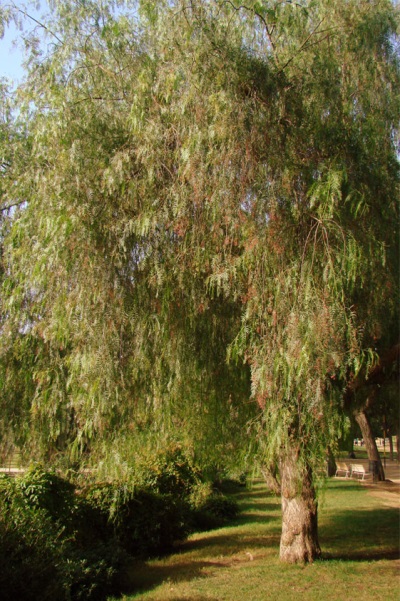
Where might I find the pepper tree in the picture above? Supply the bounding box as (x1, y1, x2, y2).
(1, 0, 399, 562)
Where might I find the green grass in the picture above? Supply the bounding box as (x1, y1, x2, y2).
(337, 447, 398, 463)
(109, 480, 400, 601)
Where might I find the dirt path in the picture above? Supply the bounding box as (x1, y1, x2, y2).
(358, 458, 400, 507)
(362, 479, 400, 508)
(338, 458, 400, 508)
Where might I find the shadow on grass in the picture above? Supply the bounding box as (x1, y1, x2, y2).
(118, 528, 281, 600)
(116, 487, 280, 598)
(119, 557, 228, 598)
(234, 487, 271, 500)
(115, 483, 399, 598)
(235, 486, 280, 520)
(325, 480, 369, 493)
(181, 527, 280, 554)
(321, 550, 400, 562)
(320, 505, 400, 562)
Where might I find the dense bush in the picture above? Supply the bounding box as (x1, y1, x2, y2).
(14, 466, 79, 533)
(134, 444, 202, 496)
(0, 455, 241, 600)
(83, 481, 192, 556)
(80, 447, 240, 552)
(0, 488, 67, 601)
(189, 480, 240, 531)
(200, 493, 239, 521)
(0, 470, 124, 601)
(134, 448, 240, 535)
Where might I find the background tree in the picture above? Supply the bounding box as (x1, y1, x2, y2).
(350, 344, 400, 471)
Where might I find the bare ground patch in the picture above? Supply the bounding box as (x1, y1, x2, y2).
(362, 479, 400, 508)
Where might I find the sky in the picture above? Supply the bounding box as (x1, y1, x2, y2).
(1, 20, 24, 82)
(0, 1, 129, 84)
(0, 2, 48, 83)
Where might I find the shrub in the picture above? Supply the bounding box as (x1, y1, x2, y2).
(83, 482, 192, 557)
(0, 456, 240, 601)
(189, 480, 239, 531)
(118, 489, 192, 555)
(77, 444, 205, 557)
(188, 480, 214, 509)
(0, 471, 124, 601)
(137, 444, 202, 497)
(0, 492, 67, 601)
(200, 493, 239, 521)
(15, 465, 79, 531)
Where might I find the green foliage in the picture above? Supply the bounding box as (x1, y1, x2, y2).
(189, 481, 240, 531)
(132, 444, 202, 496)
(82, 480, 192, 556)
(0, 494, 67, 601)
(82, 445, 227, 555)
(199, 493, 239, 522)
(16, 465, 78, 527)
(116, 489, 192, 556)
(0, 461, 238, 600)
(0, 471, 124, 601)
(81, 445, 241, 552)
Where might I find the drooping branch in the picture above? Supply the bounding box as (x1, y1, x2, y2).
(12, 3, 63, 45)
(345, 343, 400, 399)
(365, 344, 400, 386)
(1, 199, 26, 213)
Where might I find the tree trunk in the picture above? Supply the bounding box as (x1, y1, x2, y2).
(279, 450, 321, 563)
(388, 436, 394, 461)
(326, 447, 336, 477)
(392, 424, 400, 463)
(396, 432, 400, 464)
(354, 409, 385, 481)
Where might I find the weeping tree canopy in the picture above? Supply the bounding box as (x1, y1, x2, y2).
(0, 0, 399, 562)
(0, 0, 257, 467)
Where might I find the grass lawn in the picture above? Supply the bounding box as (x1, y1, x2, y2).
(110, 479, 400, 601)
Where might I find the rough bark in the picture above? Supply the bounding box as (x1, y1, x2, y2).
(279, 450, 321, 563)
(354, 409, 385, 481)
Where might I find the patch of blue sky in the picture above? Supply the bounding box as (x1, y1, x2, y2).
(0, 1, 49, 84)
(0, 16, 26, 82)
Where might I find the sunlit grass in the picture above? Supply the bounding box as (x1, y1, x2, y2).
(109, 479, 400, 601)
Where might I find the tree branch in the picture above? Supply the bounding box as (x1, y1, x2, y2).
(1, 199, 26, 212)
(12, 3, 63, 45)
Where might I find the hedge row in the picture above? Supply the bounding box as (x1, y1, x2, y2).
(0, 450, 241, 601)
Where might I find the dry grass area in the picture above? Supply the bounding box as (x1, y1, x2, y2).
(109, 478, 400, 601)
(363, 480, 400, 508)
